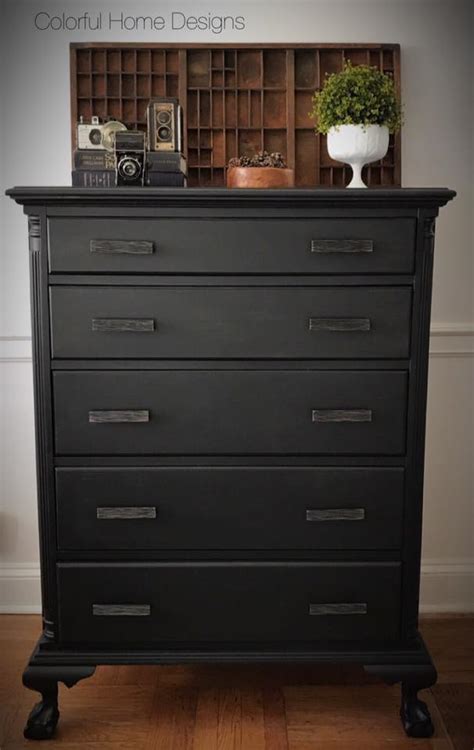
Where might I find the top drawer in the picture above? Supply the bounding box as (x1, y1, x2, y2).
(48, 217, 416, 275)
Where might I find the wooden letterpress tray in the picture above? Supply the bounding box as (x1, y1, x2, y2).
(70, 43, 401, 187)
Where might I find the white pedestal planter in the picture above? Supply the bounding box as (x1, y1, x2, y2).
(327, 124, 389, 188)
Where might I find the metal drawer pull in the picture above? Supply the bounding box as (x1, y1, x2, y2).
(96, 506, 157, 520)
(306, 508, 365, 522)
(311, 239, 373, 254)
(92, 604, 151, 617)
(92, 318, 155, 333)
(90, 239, 154, 255)
(312, 409, 372, 423)
(309, 317, 371, 332)
(89, 410, 150, 423)
(309, 603, 368, 616)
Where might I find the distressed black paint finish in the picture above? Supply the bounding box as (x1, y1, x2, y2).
(54, 370, 407, 455)
(7, 186, 455, 740)
(50, 285, 411, 360)
(22, 665, 95, 740)
(57, 562, 401, 643)
(56, 466, 404, 551)
(47, 214, 417, 274)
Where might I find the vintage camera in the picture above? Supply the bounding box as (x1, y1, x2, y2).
(77, 116, 127, 151)
(146, 98, 183, 152)
(114, 130, 146, 186)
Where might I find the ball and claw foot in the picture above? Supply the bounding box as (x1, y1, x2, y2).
(24, 697, 60, 740)
(400, 691, 434, 738)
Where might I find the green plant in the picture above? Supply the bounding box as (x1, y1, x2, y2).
(310, 62, 402, 135)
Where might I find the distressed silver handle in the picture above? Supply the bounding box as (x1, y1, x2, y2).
(309, 603, 367, 616)
(90, 239, 154, 255)
(97, 506, 157, 520)
(311, 239, 373, 254)
(309, 317, 371, 333)
(92, 318, 155, 333)
(92, 604, 151, 617)
(312, 409, 372, 423)
(89, 410, 150, 423)
(306, 508, 365, 522)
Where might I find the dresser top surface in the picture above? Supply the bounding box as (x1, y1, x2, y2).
(6, 186, 455, 209)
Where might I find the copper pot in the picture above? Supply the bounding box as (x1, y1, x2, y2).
(227, 166, 295, 189)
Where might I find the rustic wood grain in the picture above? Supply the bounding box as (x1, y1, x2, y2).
(311, 239, 374, 254)
(312, 409, 372, 423)
(306, 508, 365, 522)
(92, 605, 151, 617)
(91, 318, 155, 333)
(263, 687, 289, 750)
(308, 318, 371, 332)
(70, 43, 401, 187)
(96, 506, 157, 520)
(421, 616, 474, 684)
(309, 603, 368, 616)
(90, 239, 154, 255)
(192, 688, 219, 750)
(88, 410, 150, 423)
(241, 688, 266, 750)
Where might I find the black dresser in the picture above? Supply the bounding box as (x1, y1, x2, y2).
(8, 187, 455, 740)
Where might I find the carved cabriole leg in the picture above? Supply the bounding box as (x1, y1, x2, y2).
(23, 665, 95, 740)
(364, 662, 437, 738)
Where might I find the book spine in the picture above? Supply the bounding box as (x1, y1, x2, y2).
(71, 170, 116, 187)
(145, 172, 187, 187)
(74, 150, 116, 169)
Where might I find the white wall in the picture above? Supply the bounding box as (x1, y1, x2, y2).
(0, 0, 473, 612)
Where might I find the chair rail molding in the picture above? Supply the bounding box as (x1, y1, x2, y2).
(0, 336, 32, 363)
(429, 323, 474, 357)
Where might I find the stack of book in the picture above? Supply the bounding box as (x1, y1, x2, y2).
(145, 152, 187, 187)
(72, 150, 187, 187)
(71, 151, 115, 188)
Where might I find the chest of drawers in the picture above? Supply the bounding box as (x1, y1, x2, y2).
(8, 186, 455, 741)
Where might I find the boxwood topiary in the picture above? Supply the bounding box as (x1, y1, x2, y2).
(310, 62, 402, 135)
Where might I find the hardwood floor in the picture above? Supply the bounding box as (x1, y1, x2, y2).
(0, 615, 472, 749)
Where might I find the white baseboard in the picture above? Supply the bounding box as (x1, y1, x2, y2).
(1, 560, 473, 615)
(419, 559, 474, 613)
(0, 564, 42, 613)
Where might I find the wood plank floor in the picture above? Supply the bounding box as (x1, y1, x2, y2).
(0, 615, 472, 749)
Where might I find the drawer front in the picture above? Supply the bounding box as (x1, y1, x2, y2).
(50, 286, 412, 360)
(56, 467, 404, 551)
(48, 217, 416, 274)
(57, 562, 401, 644)
(53, 370, 408, 456)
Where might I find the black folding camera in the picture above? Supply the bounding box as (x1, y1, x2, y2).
(114, 130, 146, 186)
(146, 97, 183, 153)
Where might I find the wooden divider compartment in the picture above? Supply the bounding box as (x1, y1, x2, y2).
(71, 43, 401, 187)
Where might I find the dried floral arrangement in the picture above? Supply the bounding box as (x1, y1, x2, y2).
(228, 151, 287, 169)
